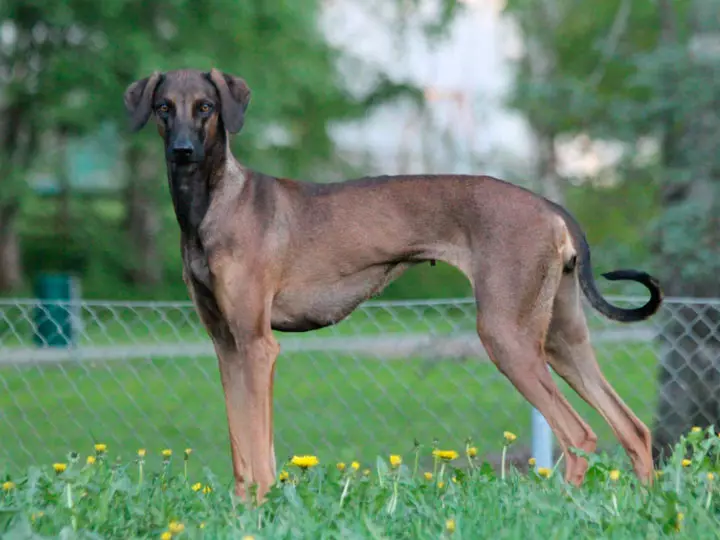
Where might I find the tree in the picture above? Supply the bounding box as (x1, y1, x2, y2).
(0, 1, 121, 291)
(0, 0, 464, 294)
(506, 0, 564, 204)
(641, 0, 720, 461)
(503, 0, 720, 462)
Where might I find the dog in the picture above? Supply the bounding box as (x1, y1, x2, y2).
(124, 68, 663, 503)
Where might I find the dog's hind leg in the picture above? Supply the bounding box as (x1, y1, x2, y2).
(475, 318, 598, 484)
(545, 271, 654, 483)
(472, 228, 598, 485)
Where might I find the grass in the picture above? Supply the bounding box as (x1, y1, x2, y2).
(0, 295, 672, 538)
(1, 341, 660, 480)
(1, 427, 718, 539)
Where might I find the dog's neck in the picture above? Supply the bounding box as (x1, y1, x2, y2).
(165, 132, 230, 238)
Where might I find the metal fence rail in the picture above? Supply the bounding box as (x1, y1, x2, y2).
(1, 296, 718, 479)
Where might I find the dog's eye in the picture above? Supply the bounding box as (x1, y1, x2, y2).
(199, 103, 212, 114)
(157, 104, 169, 115)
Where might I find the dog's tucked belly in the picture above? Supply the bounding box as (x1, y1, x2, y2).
(270, 262, 413, 332)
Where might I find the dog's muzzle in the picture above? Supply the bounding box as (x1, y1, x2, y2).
(168, 135, 203, 164)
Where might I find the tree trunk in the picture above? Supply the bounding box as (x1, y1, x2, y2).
(56, 129, 72, 235)
(123, 142, 162, 286)
(0, 203, 23, 292)
(523, 0, 563, 205)
(0, 101, 28, 294)
(651, 234, 720, 462)
(652, 300, 720, 463)
(650, 0, 720, 464)
(534, 128, 563, 205)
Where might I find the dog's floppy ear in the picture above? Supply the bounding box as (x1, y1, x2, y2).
(123, 72, 163, 132)
(207, 68, 251, 134)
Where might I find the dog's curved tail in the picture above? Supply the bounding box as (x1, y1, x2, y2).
(548, 200, 663, 323)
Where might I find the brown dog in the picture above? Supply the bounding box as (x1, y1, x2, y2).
(124, 68, 662, 502)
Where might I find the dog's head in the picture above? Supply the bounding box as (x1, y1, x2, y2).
(123, 69, 250, 165)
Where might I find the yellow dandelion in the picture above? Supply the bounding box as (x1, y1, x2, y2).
(691, 426, 702, 433)
(184, 448, 192, 459)
(351, 461, 360, 471)
(432, 449, 459, 461)
(707, 472, 715, 482)
(424, 472, 433, 481)
(138, 448, 146, 458)
(168, 521, 185, 534)
(336, 462, 346, 471)
(466, 446, 478, 458)
(362, 469, 370, 476)
(53, 463, 67, 474)
(608, 469, 620, 481)
(452, 476, 459, 484)
(200, 522, 206, 529)
(446, 518, 456, 533)
(503, 431, 517, 444)
(437, 481, 445, 489)
(675, 512, 685, 532)
(162, 449, 172, 458)
(2, 481, 15, 491)
(389, 454, 402, 468)
(682, 459, 691, 467)
(291, 455, 319, 469)
(279, 470, 289, 482)
(94, 443, 107, 453)
(160, 532, 172, 540)
(537, 467, 552, 478)
(192, 482, 202, 492)
(86, 456, 96, 465)
(202, 485, 212, 494)
(242, 536, 255, 540)
(528, 457, 536, 467)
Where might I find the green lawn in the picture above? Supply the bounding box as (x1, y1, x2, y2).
(1, 340, 661, 483)
(1, 427, 718, 539)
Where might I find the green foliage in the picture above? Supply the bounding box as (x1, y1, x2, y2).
(0, 428, 718, 538)
(1, 0, 468, 298)
(381, 263, 472, 300)
(503, 0, 720, 295)
(504, 0, 662, 135)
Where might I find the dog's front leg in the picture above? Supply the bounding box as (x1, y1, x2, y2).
(215, 334, 279, 503)
(200, 268, 279, 505)
(184, 264, 279, 504)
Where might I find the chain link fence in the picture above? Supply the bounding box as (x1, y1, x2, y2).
(1, 295, 718, 478)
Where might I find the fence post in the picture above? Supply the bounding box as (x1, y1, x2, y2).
(531, 407, 553, 470)
(531, 364, 554, 470)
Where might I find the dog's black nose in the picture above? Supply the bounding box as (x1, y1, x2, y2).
(171, 140, 194, 158)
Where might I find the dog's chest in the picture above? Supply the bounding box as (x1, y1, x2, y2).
(182, 237, 212, 292)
